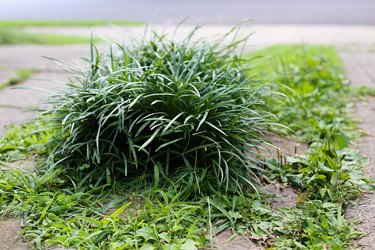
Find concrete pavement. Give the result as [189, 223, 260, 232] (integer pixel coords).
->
[25, 24, 375, 48]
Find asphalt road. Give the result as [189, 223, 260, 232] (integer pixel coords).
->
[1, 0, 375, 25]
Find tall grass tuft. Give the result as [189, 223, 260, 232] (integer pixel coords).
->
[43, 29, 272, 195]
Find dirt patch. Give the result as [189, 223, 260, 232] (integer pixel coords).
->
[1, 159, 35, 171]
[263, 184, 298, 209]
[258, 135, 308, 160]
[212, 230, 262, 250]
[257, 136, 302, 211]
[0, 220, 27, 250]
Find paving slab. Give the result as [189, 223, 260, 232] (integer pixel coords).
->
[0, 220, 27, 250]
[0, 72, 68, 135]
[0, 69, 17, 84]
[340, 51, 375, 87]
[0, 44, 89, 72]
[213, 230, 261, 250]
[340, 48, 375, 249]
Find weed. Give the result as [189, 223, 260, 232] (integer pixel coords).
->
[0, 121, 52, 162]
[267, 142, 372, 204]
[0, 68, 37, 90]
[269, 200, 361, 249]
[249, 45, 356, 145]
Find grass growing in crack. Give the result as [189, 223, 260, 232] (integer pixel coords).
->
[0, 29, 96, 45]
[0, 39, 373, 249]
[0, 121, 54, 164]
[0, 68, 37, 90]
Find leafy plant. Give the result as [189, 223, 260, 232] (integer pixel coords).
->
[0, 168, 205, 249]
[42, 30, 272, 195]
[267, 142, 372, 204]
[269, 200, 361, 249]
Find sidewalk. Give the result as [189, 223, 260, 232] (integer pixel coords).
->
[341, 48, 375, 250]
[26, 24, 375, 47]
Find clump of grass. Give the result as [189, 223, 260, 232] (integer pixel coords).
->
[42, 30, 272, 195]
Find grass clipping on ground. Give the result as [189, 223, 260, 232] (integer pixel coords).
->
[0, 30, 373, 249]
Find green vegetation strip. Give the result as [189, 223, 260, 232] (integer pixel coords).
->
[0, 19, 143, 45]
[0, 20, 143, 28]
[0, 29, 97, 45]
[0, 33, 373, 249]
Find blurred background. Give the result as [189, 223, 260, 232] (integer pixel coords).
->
[1, 0, 375, 25]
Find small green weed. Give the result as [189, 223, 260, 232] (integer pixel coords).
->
[267, 143, 372, 204]
[0, 68, 37, 90]
[269, 200, 361, 249]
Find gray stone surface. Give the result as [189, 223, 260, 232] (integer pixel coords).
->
[340, 50, 375, 87]
[0, 220, 28, 250]
[25, 24, 375, 48]
[0, 44, 94, 136]
[0, 69, 16, 84]
[213, 230, 261, 250]
[0, 72, 68, 135]
[0, 45, 89, 72]
[341, 48, 375, 249]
